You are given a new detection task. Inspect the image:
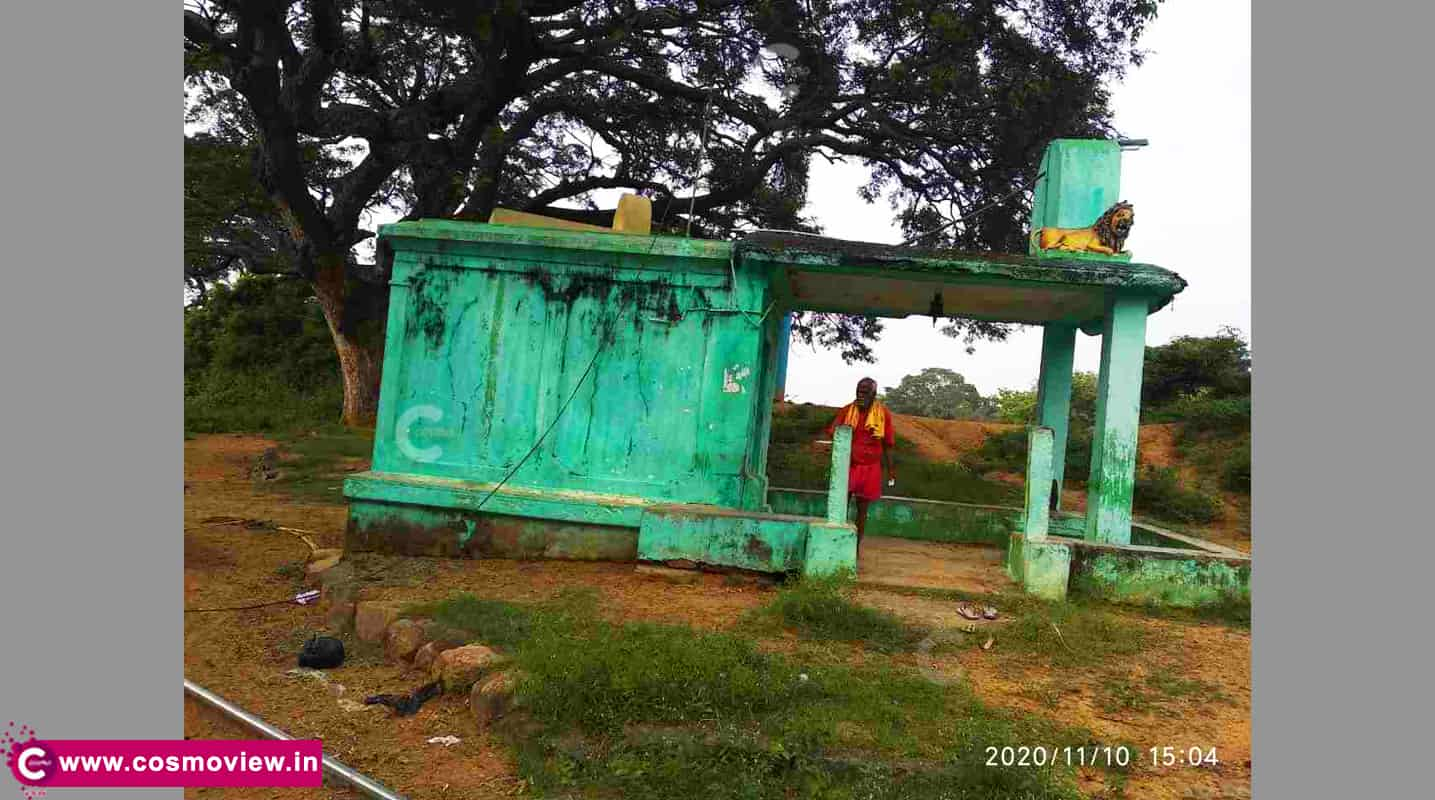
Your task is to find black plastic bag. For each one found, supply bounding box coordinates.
[297,635,345,669]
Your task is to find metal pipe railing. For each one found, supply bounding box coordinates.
[184,678,407,800]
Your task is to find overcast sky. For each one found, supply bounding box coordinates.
[784,0,1251,405]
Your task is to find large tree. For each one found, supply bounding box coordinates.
[882,367,994,419]
[184,0,1160,425]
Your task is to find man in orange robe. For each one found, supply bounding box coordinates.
[822,377,896,549]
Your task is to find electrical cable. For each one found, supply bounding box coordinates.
[466,325,610,515]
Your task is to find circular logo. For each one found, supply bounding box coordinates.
[12,741,56,786]
[395,404,445,463]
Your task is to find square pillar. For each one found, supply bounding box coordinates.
[774,313,793,402]
[1035,324,1077,508]
[1085,294,1149,544]
[827,425,853,524]
[1023,426,1055,540]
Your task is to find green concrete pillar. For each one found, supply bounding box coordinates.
[1035,324,1077,507]
[827,425,852,524]
[805,521,858,577]
[774,313,793,402]
[1085,294,1149,545]
[1024,426,1055,540]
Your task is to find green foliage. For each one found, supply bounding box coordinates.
[1142,327,1251,407]
[1132,467,1222,524]
[401,594,534,649]
[1149,390,1251,433]
[184,372,342,434]
[881,367,994,420]
[963,428,1092,484]
[1222,443,1251,493]
[184,275,342,432]
[183,134,291,299]
[756,575,924,653]
[992,372,1097,427]
[993,388,1036,424]
[185,275,337,386]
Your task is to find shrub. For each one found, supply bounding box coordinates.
[1148,391,1250,433]
[1221,444,1251,492]
[962,428,1091,483]
[1133,466,1222,524]
[184,371,342,433]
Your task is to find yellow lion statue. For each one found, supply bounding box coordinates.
[1032,202,1134,256]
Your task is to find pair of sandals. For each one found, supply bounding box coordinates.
[957,602,998,621]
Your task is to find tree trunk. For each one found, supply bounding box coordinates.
[312,256,388,428]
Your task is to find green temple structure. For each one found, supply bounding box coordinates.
[343,139,1250,607]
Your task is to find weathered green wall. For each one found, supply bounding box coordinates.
[362,223,776,517]
[1068,545,1251,608]
[347,498,637,561]
[636,505,811,573]
[765,488,1085,545]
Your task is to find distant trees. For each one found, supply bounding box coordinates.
[1142,326,1252,406]
[881,368,994,420]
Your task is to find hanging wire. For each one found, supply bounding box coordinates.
[685,90,715,237]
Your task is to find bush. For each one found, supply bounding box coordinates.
[184,275,343,433]
[1221,445,1251,492]
[184,371,342,433]
[1147,391,1250,433]
[962,428,1091,483]
[1133,467,1222,524]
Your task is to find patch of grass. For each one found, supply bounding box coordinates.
[273,560,306,583]
[257,426,374,503]
[518,619,804,733]
[997,601,1151,669]
[754,575,926,653]
[1098,676,1156,714]
[1099,672,1231,715]
[400,593,534,649]
[404,588,1126,798]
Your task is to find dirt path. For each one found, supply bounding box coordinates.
[184,434,1249,799]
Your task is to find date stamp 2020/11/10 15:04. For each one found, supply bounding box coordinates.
[985,745,1221,769]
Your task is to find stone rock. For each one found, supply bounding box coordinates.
[470,670,522,729]
[355,602,404,644]
[413,638,467,672]
[384,618,427,662]
[635,564,702,585]
[665,559,698,570]
[432,644,506,692]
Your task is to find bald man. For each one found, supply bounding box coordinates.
[821,377,896,549]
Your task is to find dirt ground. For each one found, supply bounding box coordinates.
[184,434,1249,799]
